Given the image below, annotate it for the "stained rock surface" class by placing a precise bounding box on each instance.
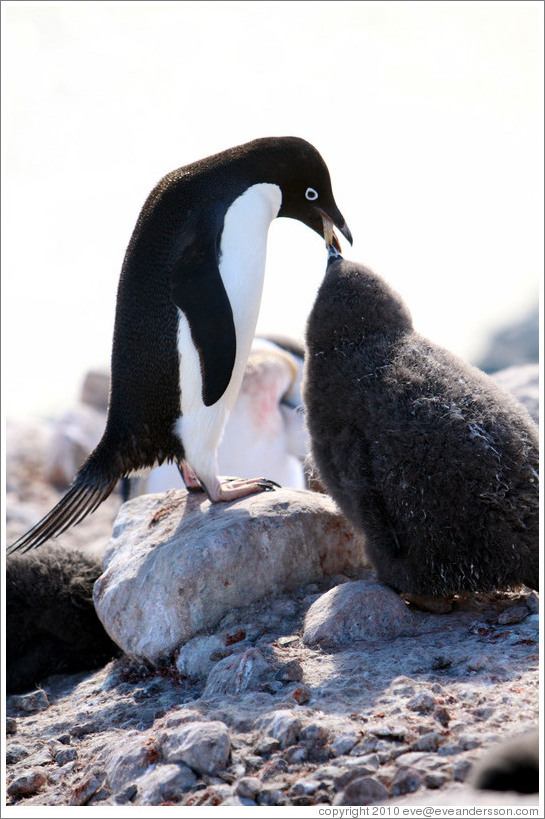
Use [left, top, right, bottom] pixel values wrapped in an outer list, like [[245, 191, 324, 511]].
[[93, 487, 368, 662], [5, 363, 540, 808]]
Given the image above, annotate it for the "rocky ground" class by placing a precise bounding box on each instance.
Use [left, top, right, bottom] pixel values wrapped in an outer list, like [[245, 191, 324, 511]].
[[4, 416, 541, 810]]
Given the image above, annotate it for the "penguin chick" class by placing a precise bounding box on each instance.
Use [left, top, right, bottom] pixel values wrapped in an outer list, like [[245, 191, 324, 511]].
[[9, 137, 351, 553], [469, 730, 539, 794], [6, 545, 120, 693], [303, 249, 539, 597]]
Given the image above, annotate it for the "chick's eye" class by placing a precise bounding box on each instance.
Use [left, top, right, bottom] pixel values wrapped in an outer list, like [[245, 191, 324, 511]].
[[305, 187, 319, 201]]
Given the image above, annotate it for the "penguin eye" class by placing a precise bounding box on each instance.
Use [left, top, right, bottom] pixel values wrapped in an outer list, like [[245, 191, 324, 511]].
[[305, 187, 319, 201]]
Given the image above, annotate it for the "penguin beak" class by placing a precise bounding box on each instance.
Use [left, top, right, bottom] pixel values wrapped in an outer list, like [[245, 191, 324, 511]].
[[317, 208, 353, 252]]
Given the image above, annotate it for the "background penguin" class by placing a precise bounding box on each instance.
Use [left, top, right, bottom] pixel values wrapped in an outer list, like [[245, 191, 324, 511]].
[[469, 730, 539, 794], [145, 337, 308, 493], [9, 137, 351, 554], [303, 247, 539, 598], [6, 545, 120, 693]]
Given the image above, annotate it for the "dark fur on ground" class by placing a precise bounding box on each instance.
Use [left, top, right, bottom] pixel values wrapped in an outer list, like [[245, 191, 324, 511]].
[[470, 730, 540, 793], [303, 251, 539, 597], [6, 545, 120, 693]]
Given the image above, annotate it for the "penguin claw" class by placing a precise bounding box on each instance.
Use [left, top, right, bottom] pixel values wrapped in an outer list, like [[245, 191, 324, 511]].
[[258, 479, 281, 491]]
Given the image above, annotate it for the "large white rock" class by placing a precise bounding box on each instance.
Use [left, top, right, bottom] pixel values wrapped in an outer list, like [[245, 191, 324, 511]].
[[93, 488, 368, 662]]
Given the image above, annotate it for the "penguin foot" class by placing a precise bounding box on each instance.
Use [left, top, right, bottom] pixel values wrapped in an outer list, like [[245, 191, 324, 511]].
[[403, 593, 455, 614], [180, 463, 205, 493], [209, 477, 280, 502]]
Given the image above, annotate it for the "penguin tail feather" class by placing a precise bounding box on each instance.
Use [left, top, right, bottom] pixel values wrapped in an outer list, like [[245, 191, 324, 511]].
[[7, 471, 119, 555]]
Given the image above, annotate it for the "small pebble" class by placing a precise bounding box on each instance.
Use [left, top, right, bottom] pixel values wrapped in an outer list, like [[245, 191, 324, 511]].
[[257, 787, 290, 806], [277, 635, 299, 647], [498, 606, 529, 625], [332, 731, 361, 757], [69, 775, 104, 806], [6, 717, 17, 734], [425, 772, 448, 789], [256, 738, 281, 756], [434, 706, 451, 726], [300, 722, 330, 745], [452, 758, 473, 781], [333, 776, 389, 806], [413, 732, 442, 752], [291, 684, 312, 704], [235, 776, 262, 799], [284, 745, 307, 764], [389, 766, 423, 796], [408, 692, 436, 714], [114, 784, 138, 804], [290, 778, 321, 796], [275, 659, 303, 682]]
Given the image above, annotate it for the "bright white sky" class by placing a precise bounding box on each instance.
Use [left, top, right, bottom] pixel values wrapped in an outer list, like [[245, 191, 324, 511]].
[[2, 0, 543, 418]]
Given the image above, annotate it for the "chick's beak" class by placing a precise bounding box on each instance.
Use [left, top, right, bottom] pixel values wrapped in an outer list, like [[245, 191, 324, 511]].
[[316, 207, 353, 253]]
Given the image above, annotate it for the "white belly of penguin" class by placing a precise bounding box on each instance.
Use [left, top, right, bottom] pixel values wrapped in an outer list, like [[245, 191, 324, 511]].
[[175, 183, 282, 482]]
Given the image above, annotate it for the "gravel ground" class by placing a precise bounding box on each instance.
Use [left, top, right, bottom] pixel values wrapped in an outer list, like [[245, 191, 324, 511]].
[[4, 418, 541, 810]]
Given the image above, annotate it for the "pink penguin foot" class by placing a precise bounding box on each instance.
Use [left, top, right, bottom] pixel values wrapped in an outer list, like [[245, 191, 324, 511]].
[[180, 463, 205, 493], [207, 477, 280, 503]]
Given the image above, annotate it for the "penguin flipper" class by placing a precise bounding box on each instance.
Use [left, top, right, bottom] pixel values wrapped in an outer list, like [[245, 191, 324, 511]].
[[169, 237, 236, 407], [7, 470, 118, 555]]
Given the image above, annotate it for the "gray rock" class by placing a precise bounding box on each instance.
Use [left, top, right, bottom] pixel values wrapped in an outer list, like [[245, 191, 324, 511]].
[[390, 766, 423, 795], [497, 606, 529, 625], [290, 778, 321, 796], [525, 591, 539, 613], [7, 770, 47, 798], [300, 722, 330, 746], [333, 776, 389, 805], [6, 744, 29, 765], [133, 763, 197, 805], [256, 709, 302, 749], [202, 648, 271, 698], [6, 717, 17, 735], [332, 731, 361, 757], [235, 776, 262, 799], [257, 787, 290, 805], [275, 659, 303, 682], [303, 580, 414, 646], [94, 488, 368, 662], [69, 774, 105, 806], [291, 684, 313, 704], [103, 733, 158, 793], [333, 757, 382, 789], [175, 634, 224, 678], [452, 758, 474, 782], [425, 772, 448, 789], [412, 732, 443, 752], [161, 720, 230, 776], [9, 689, 50, 713], [408, 692, 436, 714], [54, 747, 78, 766]]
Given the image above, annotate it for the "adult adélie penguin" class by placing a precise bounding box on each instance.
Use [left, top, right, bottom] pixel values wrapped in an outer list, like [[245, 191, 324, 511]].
[[9, 137, 352, 554]]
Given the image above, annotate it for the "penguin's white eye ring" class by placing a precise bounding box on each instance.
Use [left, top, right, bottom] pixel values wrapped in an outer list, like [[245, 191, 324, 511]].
[[305, 187, 319, 201]]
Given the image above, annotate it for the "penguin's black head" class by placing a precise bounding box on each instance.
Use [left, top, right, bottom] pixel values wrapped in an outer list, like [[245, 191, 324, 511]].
[[240, 137, 353, 251], [274, 137, 353, 251]]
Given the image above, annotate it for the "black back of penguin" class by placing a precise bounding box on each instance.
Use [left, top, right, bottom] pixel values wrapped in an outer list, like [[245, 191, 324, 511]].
[[303, 252, 539, 597], [9, 137, 351, 553]]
